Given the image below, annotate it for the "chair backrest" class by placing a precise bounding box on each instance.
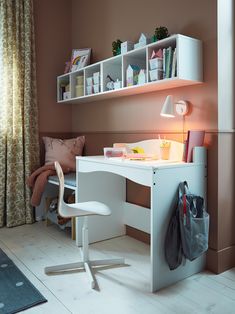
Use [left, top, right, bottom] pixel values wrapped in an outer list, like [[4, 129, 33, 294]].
[[54, 161, 111, 218], [54, 161, 67, 216]]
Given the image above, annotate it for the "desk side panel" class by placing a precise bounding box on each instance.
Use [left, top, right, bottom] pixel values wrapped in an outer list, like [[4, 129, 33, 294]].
[[76, 172, 126, 244], [151, 164, 207, 291]]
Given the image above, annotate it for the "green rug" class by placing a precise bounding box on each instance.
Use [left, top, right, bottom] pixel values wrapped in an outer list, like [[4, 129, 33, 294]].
[[0, 248, 47, 314]]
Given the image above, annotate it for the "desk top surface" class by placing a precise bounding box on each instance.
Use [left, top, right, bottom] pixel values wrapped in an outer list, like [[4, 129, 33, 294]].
[[76, 155, 198, 170], [76, 156, 204, 187]]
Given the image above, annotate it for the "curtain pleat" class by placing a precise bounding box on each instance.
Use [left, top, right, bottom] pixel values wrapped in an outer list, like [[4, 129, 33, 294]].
[[0, 0, 39, 227]]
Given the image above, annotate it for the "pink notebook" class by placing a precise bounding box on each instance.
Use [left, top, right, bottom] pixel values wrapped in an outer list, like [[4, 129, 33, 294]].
[[185, 130, 205, 162]]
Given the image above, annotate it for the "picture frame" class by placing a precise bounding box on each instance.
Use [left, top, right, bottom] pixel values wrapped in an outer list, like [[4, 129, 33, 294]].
[[70, 48, 91, 72], [64, 61, 71, 74]]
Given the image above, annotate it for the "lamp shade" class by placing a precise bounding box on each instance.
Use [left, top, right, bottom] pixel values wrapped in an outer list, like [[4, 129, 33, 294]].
[[160, 95, 175, 118]]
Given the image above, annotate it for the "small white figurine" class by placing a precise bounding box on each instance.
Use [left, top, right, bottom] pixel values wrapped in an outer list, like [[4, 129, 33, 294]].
[[106, 75, 114, 90]]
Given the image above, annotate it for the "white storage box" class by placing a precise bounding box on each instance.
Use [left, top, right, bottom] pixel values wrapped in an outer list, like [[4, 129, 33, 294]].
[[76, 76, 84, 85], [86, 77, 93, 86], [114, 80, 122, 90], [149, 69, 163, 81], [149, 58, 163, 70], [93, 72, 100, 85], [86, 85, 93, 95], [121, 41, 134, 54], [113, 81, 122, 89], [93, 84, 100, 94], [63, 91, 71, 100], [75, 85, 84, 97]]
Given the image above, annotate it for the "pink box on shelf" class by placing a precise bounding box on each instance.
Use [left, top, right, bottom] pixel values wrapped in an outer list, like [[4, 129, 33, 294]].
[[103, 147, 126, 158]]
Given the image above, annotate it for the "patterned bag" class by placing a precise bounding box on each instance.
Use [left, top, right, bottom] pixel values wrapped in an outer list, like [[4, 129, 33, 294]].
[[179, 181, 209, 261]]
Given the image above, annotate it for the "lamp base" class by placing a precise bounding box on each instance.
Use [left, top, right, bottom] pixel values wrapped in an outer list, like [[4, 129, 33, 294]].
[[175, 100, 189, 116]]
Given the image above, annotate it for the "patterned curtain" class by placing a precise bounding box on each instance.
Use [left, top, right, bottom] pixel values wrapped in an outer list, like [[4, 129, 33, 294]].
[[0, 0, 39, 227]]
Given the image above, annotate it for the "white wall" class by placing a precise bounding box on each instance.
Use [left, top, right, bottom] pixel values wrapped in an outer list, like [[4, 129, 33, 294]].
[[217, 0, 234, 131]]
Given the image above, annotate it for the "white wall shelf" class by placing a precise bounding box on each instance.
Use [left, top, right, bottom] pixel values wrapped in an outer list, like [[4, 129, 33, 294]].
[[57, 34, 203, 104]]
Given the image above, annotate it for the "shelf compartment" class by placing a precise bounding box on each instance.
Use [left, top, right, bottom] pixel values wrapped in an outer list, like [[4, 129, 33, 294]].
[[147, 37, 177, 82], [123, 48, 147, 87], [57, 74, 70, 102], [70, 70, 85, 98], [84, 64, 101, 96], [102, 55, 122, 92]]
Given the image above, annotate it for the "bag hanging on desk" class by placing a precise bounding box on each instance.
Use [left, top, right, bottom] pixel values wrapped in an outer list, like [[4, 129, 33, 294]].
[[179, 181, 209, 261], [165, 198, 183, 270]]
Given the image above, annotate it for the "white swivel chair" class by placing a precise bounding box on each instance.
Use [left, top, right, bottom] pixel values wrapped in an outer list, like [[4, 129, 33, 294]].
[[44, 161, 125, 289]]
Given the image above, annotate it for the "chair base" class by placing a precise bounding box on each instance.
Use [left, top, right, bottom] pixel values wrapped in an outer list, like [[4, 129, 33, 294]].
[[44, 258, 125, 289]]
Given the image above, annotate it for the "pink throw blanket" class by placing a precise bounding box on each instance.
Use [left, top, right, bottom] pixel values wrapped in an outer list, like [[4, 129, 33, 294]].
[[27, 164, 71, 207]]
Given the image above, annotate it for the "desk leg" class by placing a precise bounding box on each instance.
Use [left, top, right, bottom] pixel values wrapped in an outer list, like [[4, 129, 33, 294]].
[[76, 171, 126, 246], [75, 178, 79, 246], [71, 218, 76, 240], [151, 165, 206, 292]]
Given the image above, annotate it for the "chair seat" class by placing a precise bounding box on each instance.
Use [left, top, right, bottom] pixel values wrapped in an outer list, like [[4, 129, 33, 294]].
[[64, 201, 111, 217], [48, 172, 76, 187]]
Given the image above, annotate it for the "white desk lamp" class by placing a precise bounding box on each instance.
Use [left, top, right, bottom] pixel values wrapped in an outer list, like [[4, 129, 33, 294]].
[[160, 95, 189, 117], [160, 95, 189, 142]]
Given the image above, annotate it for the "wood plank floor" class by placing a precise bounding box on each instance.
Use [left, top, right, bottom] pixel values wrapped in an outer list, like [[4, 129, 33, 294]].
[[0, 222, 235, 314]]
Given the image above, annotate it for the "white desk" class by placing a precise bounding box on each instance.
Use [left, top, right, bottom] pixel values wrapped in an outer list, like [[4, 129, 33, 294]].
[[76, 152, 207, 292]]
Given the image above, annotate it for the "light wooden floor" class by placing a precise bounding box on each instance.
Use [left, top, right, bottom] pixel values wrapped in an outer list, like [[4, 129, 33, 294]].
[[0, 222, 235, 314]]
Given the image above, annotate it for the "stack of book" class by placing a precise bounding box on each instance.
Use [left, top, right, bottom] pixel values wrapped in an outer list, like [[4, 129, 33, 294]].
[[163, 46, 177, 79], [183, 130, 205, 162]]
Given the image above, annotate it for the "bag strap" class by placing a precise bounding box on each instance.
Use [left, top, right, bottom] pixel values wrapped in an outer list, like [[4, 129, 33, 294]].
[[179, 181, 189, 225], [178, 181, 188, 198]]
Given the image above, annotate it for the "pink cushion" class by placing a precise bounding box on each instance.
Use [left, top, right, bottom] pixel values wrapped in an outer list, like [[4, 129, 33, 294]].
[[43, 136, 85, 171]]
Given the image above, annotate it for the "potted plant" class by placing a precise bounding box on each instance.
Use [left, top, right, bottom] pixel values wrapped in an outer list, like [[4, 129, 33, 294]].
[[152, 26, 169, 42], [112, 39, 122, 56]]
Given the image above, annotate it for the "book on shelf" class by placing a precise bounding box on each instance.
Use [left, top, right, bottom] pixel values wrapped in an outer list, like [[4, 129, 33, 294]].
[[163, 48, 166, 79], [163, 46, 176, 79], [165, 46, 173, 79], [183, 130, 205, 162], [171, 48, 177, 78]]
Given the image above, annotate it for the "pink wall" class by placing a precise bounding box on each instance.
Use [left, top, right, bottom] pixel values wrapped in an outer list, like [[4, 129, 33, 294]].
[[33, 0, 217, 133], [34, 0, 73, 132], [71, 0, 217, 133]]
